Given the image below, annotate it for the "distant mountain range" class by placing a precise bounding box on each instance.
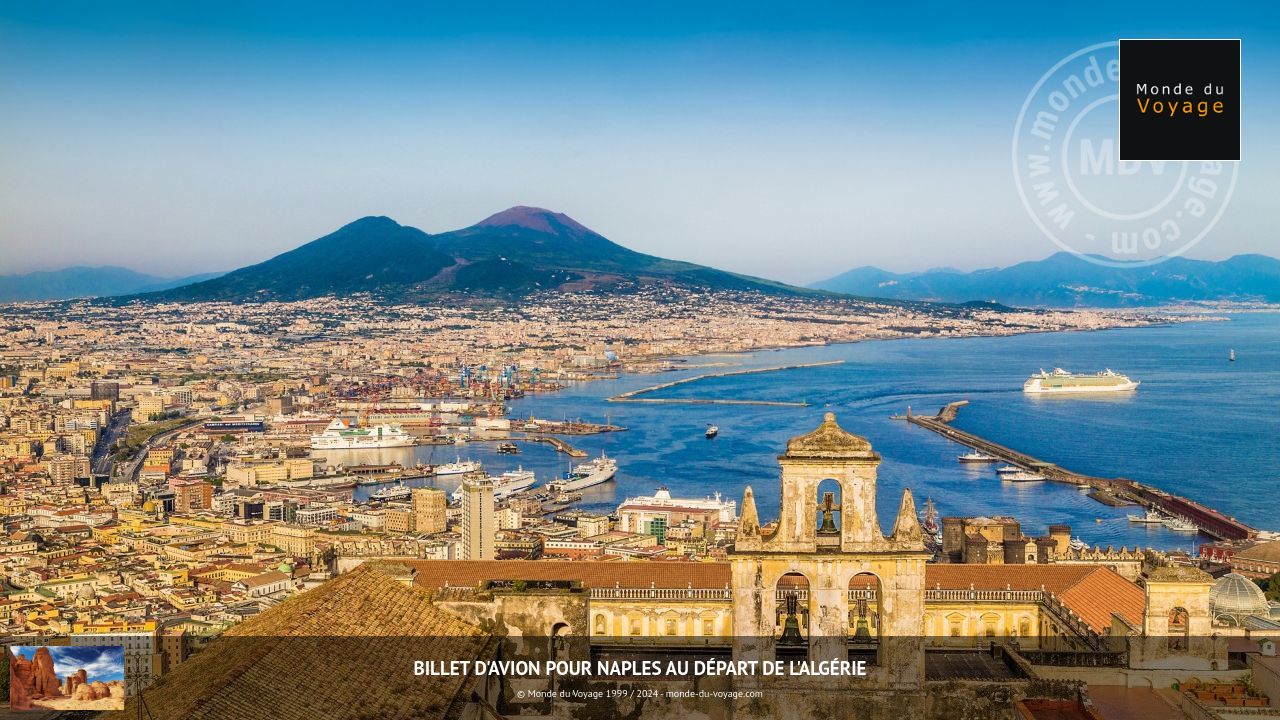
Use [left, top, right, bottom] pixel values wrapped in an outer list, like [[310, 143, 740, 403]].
[[138, 207, 809, 302], [0, 266, 222, 303], [812, 253, 1280, 308]]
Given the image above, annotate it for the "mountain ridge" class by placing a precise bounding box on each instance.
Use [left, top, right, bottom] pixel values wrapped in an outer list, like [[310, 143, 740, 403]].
[[139, 207, 818, 302], [0, 266, 222, 303], [812, 252, 1280, 307]]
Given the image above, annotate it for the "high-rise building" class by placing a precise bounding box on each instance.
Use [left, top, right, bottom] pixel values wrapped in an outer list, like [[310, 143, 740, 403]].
[[460, 476, 495, 560], [170, 478, 213, 514], [412, 487, 447, 534]]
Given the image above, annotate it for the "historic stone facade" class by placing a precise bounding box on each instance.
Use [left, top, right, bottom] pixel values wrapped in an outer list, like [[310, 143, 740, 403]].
[[731, 413, 930, 688]]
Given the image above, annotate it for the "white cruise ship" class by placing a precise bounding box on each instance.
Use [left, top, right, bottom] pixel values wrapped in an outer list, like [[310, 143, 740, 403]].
[[547, 452, 617, 493], [1023, 368, 1139, 394], [451, 468, 537, 502], [310, 419, 415, 450]]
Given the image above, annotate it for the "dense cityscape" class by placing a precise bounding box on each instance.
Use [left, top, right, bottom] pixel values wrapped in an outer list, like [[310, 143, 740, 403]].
[[0, 290, 1217, 677]]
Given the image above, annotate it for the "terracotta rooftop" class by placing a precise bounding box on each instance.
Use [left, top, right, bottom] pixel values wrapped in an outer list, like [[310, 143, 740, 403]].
[[410, 559, 733, 590], [925, 564, 1145, 632], [1236, 539, 1280, 564], [108, 563, 495, 720], [409, 560, 1143, 633]]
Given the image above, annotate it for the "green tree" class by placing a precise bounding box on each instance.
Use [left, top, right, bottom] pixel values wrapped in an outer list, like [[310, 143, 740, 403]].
[[1264, 572, 1280, 602]]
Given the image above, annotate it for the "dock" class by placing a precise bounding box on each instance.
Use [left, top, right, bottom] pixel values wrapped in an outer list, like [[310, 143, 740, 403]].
[[900, 402, 1257, 542], [607, 360, 843, 407], [529, 436, 589, 458]]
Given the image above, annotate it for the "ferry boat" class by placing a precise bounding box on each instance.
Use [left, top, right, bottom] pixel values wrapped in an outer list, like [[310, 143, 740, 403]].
[[310, 419, 415, 450], [705, 425, 719, 439], [1001, 470, 1046, 482], [1163, 517, 1198, 533], [451, 468, 537, 502], [958, 451, 998, 464], [1127, 509, 1167, 524], [1023, 368, 1139, 394], [434, 458, 481, 476], [995, 465, 1022, 475], [547, 453, 617, 492], [370, 482, 411, 502], [1070, 537, 1088, 552]]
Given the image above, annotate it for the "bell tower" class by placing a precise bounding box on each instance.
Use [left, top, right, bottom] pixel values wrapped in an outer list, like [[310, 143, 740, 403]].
[[731, 413, 928, 688]]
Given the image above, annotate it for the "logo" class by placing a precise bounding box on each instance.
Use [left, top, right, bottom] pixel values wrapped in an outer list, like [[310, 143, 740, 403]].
[[1012, 42, 1237, 267]]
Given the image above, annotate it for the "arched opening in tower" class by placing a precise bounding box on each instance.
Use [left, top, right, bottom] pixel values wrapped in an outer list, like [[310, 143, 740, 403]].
[[849, 572, 882, 665]]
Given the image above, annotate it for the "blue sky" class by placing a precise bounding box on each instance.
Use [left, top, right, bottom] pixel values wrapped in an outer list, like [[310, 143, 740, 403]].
[[10, 645, 125, 683], [1, 2, 1276, 282]]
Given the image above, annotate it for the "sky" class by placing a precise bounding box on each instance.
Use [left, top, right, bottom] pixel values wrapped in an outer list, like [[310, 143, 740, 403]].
[[1, 2, 1277, 284], [11, 645, 126, 683]]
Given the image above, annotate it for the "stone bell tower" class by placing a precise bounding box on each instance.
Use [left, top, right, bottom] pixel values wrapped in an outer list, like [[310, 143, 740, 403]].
[[731, 413, 928, 688]]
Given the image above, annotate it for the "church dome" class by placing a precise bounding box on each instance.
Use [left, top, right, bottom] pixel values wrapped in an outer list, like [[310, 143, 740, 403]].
[[1209, 573, 1269, 625], [141, 499, 156, 513], [783, 413, 877, 460]]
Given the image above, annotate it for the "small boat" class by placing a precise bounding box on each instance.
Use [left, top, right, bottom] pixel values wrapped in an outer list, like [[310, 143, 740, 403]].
[[1229, 349, 1236, 362], [958, 451, 998, 464], [995, 465, 1021, 475], [1127, 509, 1166, 524], [1001, 470, 1046, 482], [705, 425, 719, 439], [1163, 517, 1198, 533], [497, 442, 520, 454]]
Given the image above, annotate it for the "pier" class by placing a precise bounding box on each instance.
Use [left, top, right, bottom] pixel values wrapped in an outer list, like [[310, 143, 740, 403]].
[[900, 402, 1258, 542], [529, 436, 589, 458], [607, 360, 843, 407]]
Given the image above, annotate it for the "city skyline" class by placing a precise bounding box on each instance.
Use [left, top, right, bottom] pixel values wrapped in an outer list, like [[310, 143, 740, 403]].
[[2, 2, 1278, 282]]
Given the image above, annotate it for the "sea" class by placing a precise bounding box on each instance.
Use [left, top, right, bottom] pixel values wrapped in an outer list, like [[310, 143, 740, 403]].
[[341, 312, 1280, 553]]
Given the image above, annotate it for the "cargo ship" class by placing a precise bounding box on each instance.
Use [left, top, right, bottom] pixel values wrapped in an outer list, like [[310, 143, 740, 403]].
[[547, 453, 617, 492], [310, 419, 415, 450], [1023, 368, 1139, 394]]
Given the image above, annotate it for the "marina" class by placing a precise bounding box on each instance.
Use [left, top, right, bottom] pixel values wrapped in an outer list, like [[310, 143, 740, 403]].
[[901, 401, 1258, 542]]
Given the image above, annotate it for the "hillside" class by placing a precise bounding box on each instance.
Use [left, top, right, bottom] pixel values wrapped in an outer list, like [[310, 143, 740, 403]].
[[0, 266, 219, 302], [141, 207, 812, 302], [812, 253, 1280, 308]]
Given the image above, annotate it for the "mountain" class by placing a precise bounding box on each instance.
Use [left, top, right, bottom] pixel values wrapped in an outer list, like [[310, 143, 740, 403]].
[[812, 253, 1280, 308], [0, 266, 222, 302], [143, 207, 812, 302]]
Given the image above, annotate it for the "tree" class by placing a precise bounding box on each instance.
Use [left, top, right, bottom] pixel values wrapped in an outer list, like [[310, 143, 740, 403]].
[[1264, 572, 1280, 602]]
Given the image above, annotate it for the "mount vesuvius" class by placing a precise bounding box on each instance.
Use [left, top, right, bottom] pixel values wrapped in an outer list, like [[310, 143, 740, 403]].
[[139, 207, 810, 302]]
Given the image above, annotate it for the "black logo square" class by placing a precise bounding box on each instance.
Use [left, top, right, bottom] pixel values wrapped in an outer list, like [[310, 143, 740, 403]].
[[1119, 39, 1240, 161]]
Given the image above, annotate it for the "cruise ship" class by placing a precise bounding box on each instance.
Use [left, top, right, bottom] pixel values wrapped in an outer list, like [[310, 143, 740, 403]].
[[310, 419, 415, 450], [451, 468, 537, 502], [547, 453, 618, 493], [1023, 368, 1139, 394]]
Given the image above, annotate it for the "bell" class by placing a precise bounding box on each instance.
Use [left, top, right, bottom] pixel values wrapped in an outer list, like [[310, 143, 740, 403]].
[[778, 590, 805, 646], [817, 491, 838, 534]]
